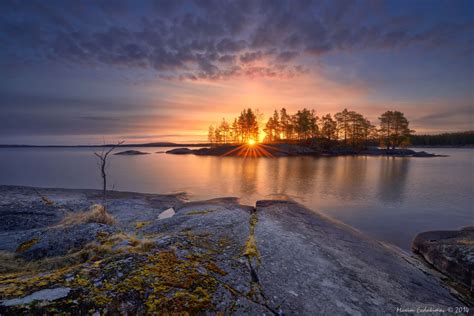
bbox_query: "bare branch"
[94,140,124,208]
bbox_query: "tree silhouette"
[320,114,337,141]
[219,118,230,144]
[208,125,215,145]
[293,108,318,141]
[204,107,418,150]
[379,111,413,149]
[279,108,293,140]
[334,109,373,147]
[94,140,124,207]
[264,110,280,142]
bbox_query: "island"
[114,150,150,155]
[0,185,470,314]
[166,144,441,157]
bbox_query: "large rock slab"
[254,200,464,314]
[0,186,467,314]
[413,226,474,291]
[0,188,272,315]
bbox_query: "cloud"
[1,0,472,81]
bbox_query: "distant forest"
[410,131,474,146]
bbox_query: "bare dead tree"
[94,140,124,207]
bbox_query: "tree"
[320,114,337,141]
[214,126,223,144]
[293,108,318,141]
[379,111,413,149]
[264,110,280,143]
[309,109,319,139]
[347,112,372,147]
[279,108,293,140]
[94,140,124,207]
[231,118,239,143]
[334,108,351,144]
[334,109,374,148]
[208,125,215,145]
[237,108,259,143]
[218,118,230,144]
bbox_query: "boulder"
[413,226,474,289]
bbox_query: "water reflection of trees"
[237,158,260,195]
[232,157,321,198]
[378,157,410,202]
[279,157,319,196]
[333,156,369,200]
[207,155,410,204]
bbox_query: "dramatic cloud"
[0,0,472,144]
[1,0,472,80]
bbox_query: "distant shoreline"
[0,143,472,149]
[0,143,209,148]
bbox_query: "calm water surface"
[0,147,472,250]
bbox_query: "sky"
[0,0,473,145]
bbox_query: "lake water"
[0,147,472,251]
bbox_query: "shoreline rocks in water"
[114,150,150,155]
[0,185,469,314]
[413,226,474,297]
[166,144,442,157]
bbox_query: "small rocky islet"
[114,150,150,155]
[0,185,470,315]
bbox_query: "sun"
[248,139,256,146]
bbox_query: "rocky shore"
[413,227,473,299]
[166,144,442,157]
[0,185,469,314]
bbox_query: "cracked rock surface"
[254,200,467,314]
[0,185,468,314]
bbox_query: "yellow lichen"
[96,231,111,241]
[205,262,228,276]
[74,276,90,287]
[15,238,39,253]
[242,212,260,262]
[1,226,238,314]
[243,235,259,259]
[135,221,151,230]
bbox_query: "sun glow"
[248,139,256,146]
